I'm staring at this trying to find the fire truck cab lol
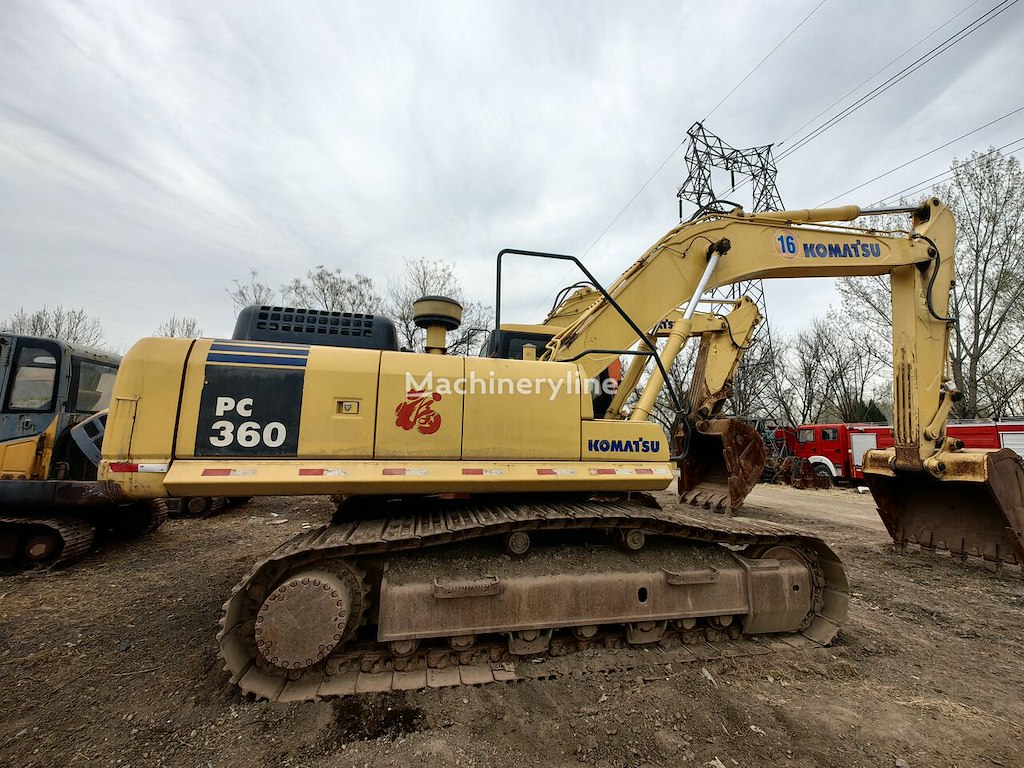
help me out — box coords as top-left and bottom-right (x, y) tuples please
(790, 419), (1024, 483)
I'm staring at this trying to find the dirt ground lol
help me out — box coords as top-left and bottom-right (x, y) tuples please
(2, 484), (1022, 768)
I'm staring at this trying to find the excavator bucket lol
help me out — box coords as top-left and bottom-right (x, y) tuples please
(864, 448), (1024, 568)
(676, 418), (766, 514)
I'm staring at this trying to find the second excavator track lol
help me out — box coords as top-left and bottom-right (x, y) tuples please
(0, 515), (95, 568)
(0, 499), (168, 571)
(218, 495), (850, 702)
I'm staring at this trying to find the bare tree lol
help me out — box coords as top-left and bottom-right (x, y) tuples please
(834, 209), (914, 373)
(943, 150), (1024, 416)
(815, 314), (886, 422)
(283, 266), (382, 314)
(837, 149), (1024, 417)
(727, 338), (780, 419)
(836, 272), (894, 372)
(385, 258), (492, 355)
(1, 305), (105, 346)
(227, 269), (278, 315)
(155, 316), (203, 338)
(772, 325), (833, 426)
(229, 260), (491, 353)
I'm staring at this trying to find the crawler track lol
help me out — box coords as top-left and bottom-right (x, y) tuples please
(0, 499), (168, 570)
(219, 496), (850, 701)
(130, 499), (170, 537)
(0, 515), (95, 568)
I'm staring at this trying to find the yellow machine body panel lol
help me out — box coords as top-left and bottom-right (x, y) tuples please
(298, 346), (380, 457)
(100, 337), (673, 497)
(462, 358), (585, 460)
(375, 351), (463, 458)
(101, 337), (191, 498)
(0, 421), (54, 479)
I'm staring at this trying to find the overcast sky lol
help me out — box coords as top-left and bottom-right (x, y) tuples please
(3, 0), (1022, 350)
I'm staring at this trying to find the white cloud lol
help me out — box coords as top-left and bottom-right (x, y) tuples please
(2, 0), (1021, 349)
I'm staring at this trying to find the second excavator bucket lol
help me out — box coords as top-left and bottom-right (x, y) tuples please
(864, 448), (1024, 568)
(676, 418), (766, 515)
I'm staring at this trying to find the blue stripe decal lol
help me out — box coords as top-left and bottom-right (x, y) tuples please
(212, 338), (310, 349)
(207, 353), (308, 367)
(210, 342), (309, 356)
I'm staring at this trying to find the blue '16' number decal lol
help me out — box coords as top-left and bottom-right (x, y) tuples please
(777, 234), (797, 254)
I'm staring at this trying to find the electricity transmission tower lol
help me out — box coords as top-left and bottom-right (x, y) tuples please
(676, 121), (783, 418)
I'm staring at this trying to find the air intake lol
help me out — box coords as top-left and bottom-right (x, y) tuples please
(232, 305), (399, 351)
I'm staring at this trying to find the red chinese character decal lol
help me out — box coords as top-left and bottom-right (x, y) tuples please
(395, 390), (442, 435)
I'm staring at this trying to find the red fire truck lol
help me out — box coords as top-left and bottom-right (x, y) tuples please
(780, 419), (1024, 483)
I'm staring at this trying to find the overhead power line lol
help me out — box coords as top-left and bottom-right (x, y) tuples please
(586, 0), (832, 258)
(872, 135), (1024, 204)
(777, 0), (1019, 162)
(818, 105), (1024, 205)
(703, 0), (831, 121)
(525, 5), (828, 319)
(722, 0), (1021, 205)
(579, 141), (685, 261)
(775, 0), (984, 150)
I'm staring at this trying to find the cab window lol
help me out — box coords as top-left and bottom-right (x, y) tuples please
(479, 330), (554, 359)
(797, 428), (815, 443)
(7, 345), (59, 412)
(70, 358), (118, 413)
(821, 428), (839, 441)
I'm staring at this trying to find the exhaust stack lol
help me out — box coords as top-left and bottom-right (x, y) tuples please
(413, 296), (463, 355)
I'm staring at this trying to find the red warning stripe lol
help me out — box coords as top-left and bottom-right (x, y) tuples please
(591, 468), (617, 475)
(382, 468), (406, 476)
(299, 468), (325, 476)
(636, 468), (655, 475)
(536, 468), (556, 476)
(201, 468), (233, 477)
(462, 468), (484, 475)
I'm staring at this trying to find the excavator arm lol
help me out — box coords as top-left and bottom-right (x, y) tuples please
(519, 199), (950, 514)
(539, 290), (766, 511)
(530, 198), (1021, 564)
(542, 200), (952, 447)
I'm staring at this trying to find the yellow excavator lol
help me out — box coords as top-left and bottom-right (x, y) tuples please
(0, 333), (232, 569)
(97, 197), (1023, 701)
(0, 335), (168, 568)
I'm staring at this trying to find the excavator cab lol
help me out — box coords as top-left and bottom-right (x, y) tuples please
(0, 335), (154, 567)
(0, 334), (119, 488)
